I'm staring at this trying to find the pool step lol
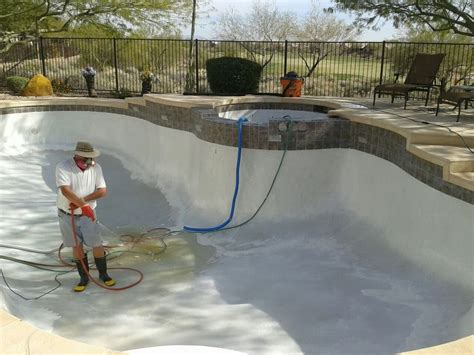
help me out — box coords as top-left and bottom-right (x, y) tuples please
(125, 97), (146, 106)
(408, 144), (474, 191)
(329, 107), (474, 148)
(449, 172), (474, 192)
(407, 125), (474, 148)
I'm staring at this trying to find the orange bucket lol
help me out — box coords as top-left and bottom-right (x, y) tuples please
(280, 78), (304, 97)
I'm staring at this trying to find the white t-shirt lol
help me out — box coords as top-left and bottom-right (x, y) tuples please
(56, 158), (106, 214)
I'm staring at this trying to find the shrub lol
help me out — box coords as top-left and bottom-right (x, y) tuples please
(51, 78), (72, 94)
(6, 76), (29, 94)
(113, 87), (132, 99)
(206, 57), (262, 94)
(0, 75), (7, 91)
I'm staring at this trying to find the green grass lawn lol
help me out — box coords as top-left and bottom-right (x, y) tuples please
(260, 52), (384, 81)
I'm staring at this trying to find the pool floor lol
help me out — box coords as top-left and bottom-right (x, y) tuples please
(0, 150), (471, 354)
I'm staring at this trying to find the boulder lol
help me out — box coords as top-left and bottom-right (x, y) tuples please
(22, 74), (54, 96)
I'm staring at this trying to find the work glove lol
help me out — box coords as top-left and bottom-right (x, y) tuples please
(69, 203), (96, 222)
(81, 205), (96, 222)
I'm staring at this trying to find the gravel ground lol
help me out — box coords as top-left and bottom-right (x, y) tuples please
(0, 93), (58, 100)
(0, 93), (132, 100)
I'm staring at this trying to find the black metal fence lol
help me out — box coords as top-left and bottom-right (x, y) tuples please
(1, 37), (473, 98)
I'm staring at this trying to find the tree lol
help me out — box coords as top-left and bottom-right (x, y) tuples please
(214, 1), (294, 72)
(216, 0), (296, 41)
(215, 0), (357, 76)
(298, 1), (358, 42)
(398, 26), (472, 43)
(397, 26), (473, 86)
(0, 0), (194, 53)
(329, 0), (474, 37)
(295, 1), (358, 78)
(184, 0), (197, 92)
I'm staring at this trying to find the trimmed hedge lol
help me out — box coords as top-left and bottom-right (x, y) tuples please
(6, 76), (29, 94)
(206, 57), (262, 94)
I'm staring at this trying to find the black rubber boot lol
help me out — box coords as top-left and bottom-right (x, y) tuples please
(74, 254), (89, 292)
(94, 255), (116, 286)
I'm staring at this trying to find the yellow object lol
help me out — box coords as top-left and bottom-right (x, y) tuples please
(103, 278), (116, 287)
(21, 74), (54, 96)
(73, 284), (87, 292)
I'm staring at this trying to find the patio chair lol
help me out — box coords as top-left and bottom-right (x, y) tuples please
(435, 80), (474, 121)
(373, 53), (445, 109)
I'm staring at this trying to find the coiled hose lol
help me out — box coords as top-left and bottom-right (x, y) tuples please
(66, 211), (144, 291)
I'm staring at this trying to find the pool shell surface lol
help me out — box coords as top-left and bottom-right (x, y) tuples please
(0, 95), (473, 354)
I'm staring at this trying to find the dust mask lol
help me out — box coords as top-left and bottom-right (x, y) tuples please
(75, 157), (95, 170)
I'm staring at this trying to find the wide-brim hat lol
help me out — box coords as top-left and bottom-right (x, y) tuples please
(74, 141), (100, 158)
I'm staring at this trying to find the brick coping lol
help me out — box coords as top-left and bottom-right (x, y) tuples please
(0, 95), (472, 200)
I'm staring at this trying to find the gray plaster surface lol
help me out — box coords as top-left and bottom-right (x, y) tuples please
(0, 150), (471, 354)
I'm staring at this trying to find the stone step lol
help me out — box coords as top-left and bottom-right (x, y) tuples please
(449, 171), (474, 191)
(125, 97), (146, 106)
(408, 125), (474, 148)
(409, 144), (474, 172)
(408, 144), (474, 191)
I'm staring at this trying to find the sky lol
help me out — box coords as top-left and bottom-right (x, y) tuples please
(188, 0), (398, 41)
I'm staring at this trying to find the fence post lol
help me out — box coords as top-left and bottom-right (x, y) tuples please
(284, 40), (288, 75)
(113, 38), (119, 92)
(39, 37), (46, 76)
(378, 40), (386, 86)
(195, 39), (199, 93)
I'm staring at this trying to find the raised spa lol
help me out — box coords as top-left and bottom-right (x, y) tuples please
(218, 108), (327, 123)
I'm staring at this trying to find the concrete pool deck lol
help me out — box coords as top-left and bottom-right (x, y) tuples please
(0, 95), (472, 354)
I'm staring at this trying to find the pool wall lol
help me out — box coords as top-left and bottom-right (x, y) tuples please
(1, 97), (470, 202)
(0, 109), (472, 312)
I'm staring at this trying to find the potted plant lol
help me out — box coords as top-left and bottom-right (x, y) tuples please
(81, 67), (97, 97)
(140, 69), (154, 95)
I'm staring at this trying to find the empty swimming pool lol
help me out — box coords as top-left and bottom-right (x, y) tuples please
(0, 107), (472, 354)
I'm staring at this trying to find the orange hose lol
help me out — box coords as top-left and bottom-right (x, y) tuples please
(67, 211), (144, 291)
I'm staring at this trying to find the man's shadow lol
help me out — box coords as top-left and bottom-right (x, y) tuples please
(41, 150), (174, 232)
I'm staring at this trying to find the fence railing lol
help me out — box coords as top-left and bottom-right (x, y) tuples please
(1, 37), (473, 98)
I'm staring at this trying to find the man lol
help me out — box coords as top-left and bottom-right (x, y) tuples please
(56, 141), (115, 292)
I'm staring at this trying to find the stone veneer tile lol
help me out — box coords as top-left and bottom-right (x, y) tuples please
(249, 126), (258, 148)
(295, 131), (306, 150)
(257, 127), (269, 150)
(268, 141), (282, 150)
(305, 138), (315, 150)
(2, 102), (471, 204)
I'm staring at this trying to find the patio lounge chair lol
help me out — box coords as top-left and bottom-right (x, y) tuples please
(373, 53), (445, 109)
(436, 82), (474, 121)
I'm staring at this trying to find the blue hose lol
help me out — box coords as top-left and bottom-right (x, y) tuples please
(183, 117), (247, 232)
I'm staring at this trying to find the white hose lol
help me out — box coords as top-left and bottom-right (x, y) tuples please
(0, 244), (60, 254)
